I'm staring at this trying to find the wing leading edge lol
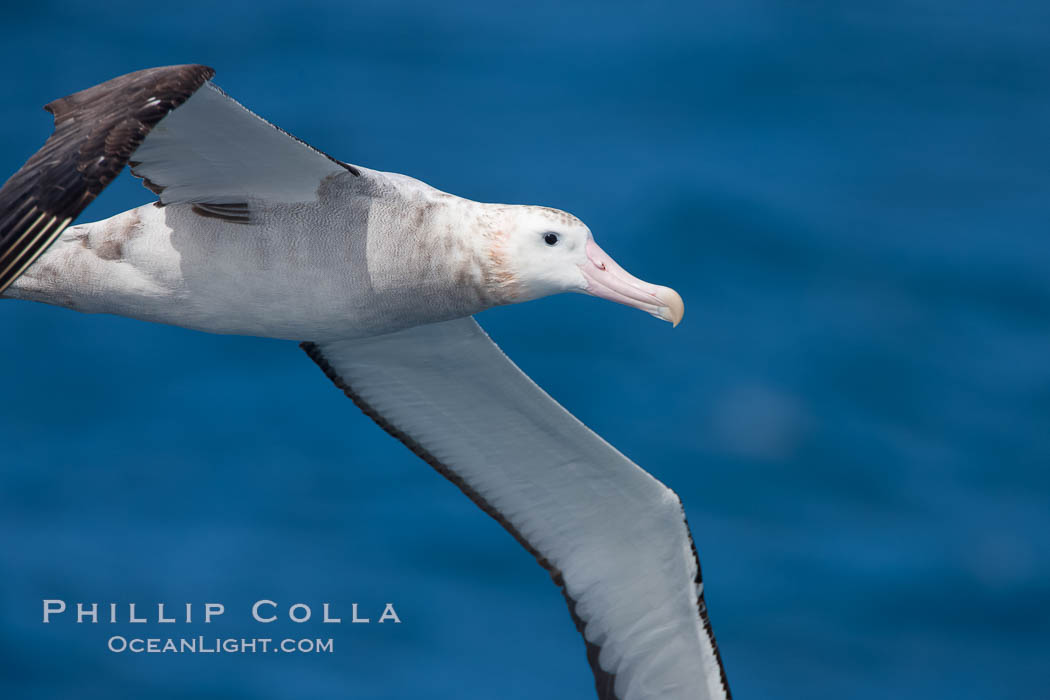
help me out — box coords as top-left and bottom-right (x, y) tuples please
(0, 64), (214, 293)
(302, 317), (731, 700)
(0, 64), (357, 294)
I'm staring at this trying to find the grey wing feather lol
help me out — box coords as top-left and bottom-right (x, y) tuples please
(0, 64), (214, 293)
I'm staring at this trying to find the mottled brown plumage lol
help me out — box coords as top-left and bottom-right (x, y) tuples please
(0, 64), (214, 292)
(2, 65), (720, 700)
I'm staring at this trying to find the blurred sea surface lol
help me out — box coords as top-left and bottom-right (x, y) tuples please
(1, 2), (1047, 698)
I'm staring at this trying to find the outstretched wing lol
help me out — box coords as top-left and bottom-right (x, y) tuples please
(128, 79), (356, 207)
(0, 64), (213, 293)
(302, 318), (731, 700)
(0, 64), (355, 294)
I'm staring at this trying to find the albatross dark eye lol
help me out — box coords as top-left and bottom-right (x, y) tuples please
(543, 232), (559, 246)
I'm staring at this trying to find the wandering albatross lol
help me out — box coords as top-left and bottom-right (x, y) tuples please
(0, 65), (730, 700)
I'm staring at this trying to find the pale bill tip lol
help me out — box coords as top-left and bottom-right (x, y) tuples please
(655, 286), (685, 327)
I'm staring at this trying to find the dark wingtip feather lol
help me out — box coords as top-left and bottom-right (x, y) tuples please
(0, 64), (214, 294)
(43, 64), (214, 121)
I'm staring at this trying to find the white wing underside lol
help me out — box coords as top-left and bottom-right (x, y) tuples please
(1, 64), (729, 699)
(130, 82), (348, 205)
(307, 318), (729, 700)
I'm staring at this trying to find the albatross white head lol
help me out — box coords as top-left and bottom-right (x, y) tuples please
(491, 206), (685, 326)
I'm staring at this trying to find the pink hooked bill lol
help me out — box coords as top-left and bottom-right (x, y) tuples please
(579, 240), (684, 326)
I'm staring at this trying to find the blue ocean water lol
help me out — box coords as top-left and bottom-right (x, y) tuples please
(2, 1), (1048, 698)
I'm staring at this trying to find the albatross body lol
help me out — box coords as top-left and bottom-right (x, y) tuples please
(0, 65), (730, 700)
(9, 166), (515, 340)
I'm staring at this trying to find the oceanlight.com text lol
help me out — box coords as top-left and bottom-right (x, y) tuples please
(107, 636), (334, 654)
